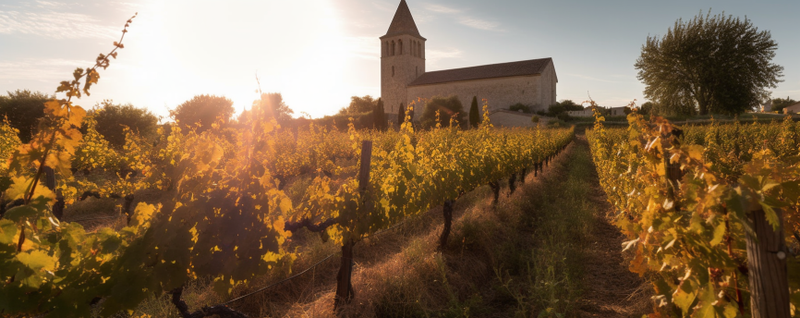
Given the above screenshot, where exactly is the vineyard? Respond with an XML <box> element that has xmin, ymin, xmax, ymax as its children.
<box><xmin>0</xmin><ymin>19</ymin><xmax>576</xmax><ymax>317</ymax></box>
<box><xmin>588</xmin><ymin>107</ymin><xmax>800</xmax><ymax>317</ymax></box>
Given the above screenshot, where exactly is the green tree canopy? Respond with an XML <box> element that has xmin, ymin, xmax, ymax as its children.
<box><xmin>635</xmin><ymin>10</ymin><xmax>783</xmax><ymax>116</ymax></box>
<box><xmin>772</xmin><ymin>96</ymin><xmax>797</xmax><ymax>113</ymax></box>
<box><xmin>0</xmin><ymin>90</ymin><xmax>52</xmax><ymax>142</ymax></box>
<box><xmin>245</xmin><ymin>93</ymin><xmax>294</xmax><ymax>128</ymax></box>
<box><xmin>92</xmin><ymin>100</ymin><xmax>158</xmax><ymax>147</ymax></box>
<box><xmin>397</xmin><ymin>103</ymin><xmax>405</xmax><ymax>125</ymax></box>
<box><xmin>373</xmin><ymin>98</ymin><xmax>387</xmax><ymax>131</ymax></box>
<box><xmin>547</xmin><ymin>99</ymin><xmax>583</xmax><ymax>116</ymax></box>
<box><xmin>420</xmin><ymin>96</ymin><xmax>465</xmax><ymax>129</ymax></box>
<box><xmin>171</xmin><ymin>94</ymin><xmax>234</xmax><ymax>132</ymax></box>
<box><xmin>339</xmin><ymin>95</ymin><xmax>378</xmax><ymax>115</ymax></box>
<box><xmin>469</xmin><ymin>96</ymin><xmax>479</xmax><ymax>129</ymax></box>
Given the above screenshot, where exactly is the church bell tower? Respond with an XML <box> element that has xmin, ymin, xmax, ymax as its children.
<box><xmin>380</xmin><ymin>0</ymin><xmax>426</xmax><ymax>118</ymax></box>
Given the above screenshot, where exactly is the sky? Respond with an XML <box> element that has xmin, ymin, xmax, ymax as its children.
<box><xmin>1</xmin><ymin>0</ymin><xmax>799</xmax><ymax>121</ymax></box>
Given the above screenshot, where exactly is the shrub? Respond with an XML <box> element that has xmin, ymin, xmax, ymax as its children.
<box><xmin>373</xmin><ymin>98</ymin><xmax>388</xmax><ymax>131</ymax></box>
<box><xmin>340</xmin><ymin>95</ymin><xmax>378</xmax><ymax>115</ymax></box>
<box><xmin>420</xmin><ymin>95</ymin><xmax>465</xmax><ymax>129</ymax></box>
<box><xmin>469</xmin><ymin>96</ymin><xmax>479</xmax><ymax>129</ymax></box>
<box><xmin>547</xmin><ymin>119</ymin><xmax>566</xmax><ymax>128</ymax></box>
<box><xmin>171</xmin><ymin>94</ymin><xmax>234</xmax><ymax>132</ymax></box>
<box><xmin>509</xmin><ymin>103</ymin><xmax>531</xmax><ymax>113</ymax></box>
<box><xmin>397</xmin><ymin>103</ymin><xmax>406</xmax><ymax>124</ymax></box>
<box><xmin>0</xmin><ymin>90</ymin><xmax>51</xmax><ymax>142</ymax></box>
<box><xmin>93</xmin><ymin>100</ymin><xmax>158</xmax><ymax>148</ymax></box>
<box><xmin>530</xmin><ymin>115</ymin><xmax>540</xmax><ymax>123</ymax></box>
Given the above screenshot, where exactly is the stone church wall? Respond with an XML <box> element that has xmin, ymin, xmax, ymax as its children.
<box><xmin>406</xmin><ymin>75</ymin><xmax>545</xmax><ymax>117</ymax></box>
<box><xmin>539</xmin><ymin>63</ymin><xmax>557</xmax><ymax>108</ymax></box>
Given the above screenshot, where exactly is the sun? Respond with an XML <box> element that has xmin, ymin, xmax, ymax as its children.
<box><xmin>122</xmin><ymin>0</ymin><xmax>354</xmax><ymax>120</ymax></box>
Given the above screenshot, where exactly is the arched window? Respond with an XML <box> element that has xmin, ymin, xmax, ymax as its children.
<box><xmin>398</xmin><ymin>40</ymin><xmax>403</xmax><ymax>55</ymax></box>
<box><xmin>391</xmin><ymin>41</ymin><xmax>395</xmax><ymax>56</ymax></box>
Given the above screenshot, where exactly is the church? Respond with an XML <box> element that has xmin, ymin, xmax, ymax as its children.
<box><xmin>380</xmin><ymin>0</ymin><xmax>558</xmax><ymax>119</ymax></box>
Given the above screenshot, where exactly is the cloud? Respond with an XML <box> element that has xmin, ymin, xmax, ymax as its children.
<box><xmin>0</xmin><ymin>58</ymin><xmax>93</xmax><ymax>82</ymax></box>
<box><xmin>0</xmin><ymin>8</ymin><xmax>118</xmax><ymax>39</ymax></box>
<box><xmin>423</xmin><ymin>2</ymin><xmax>503</xmax><ymax>32</ymax></box>
<box><xmin>424</xmin><ymin>4</ymin><xmax>461</xmax><ymax>14</ymax></box>
<box><xmin>458</xmin><ymin>17</ymin><xmax>502</xmax><ymax>32</ymax></box>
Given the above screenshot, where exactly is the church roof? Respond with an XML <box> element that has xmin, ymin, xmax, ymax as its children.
<box><xmin>381</xmin><ymin>0</ymin><xmax>425</xmax><ymax>40</ymax></box>
<box><xmin>408</xmin><ymin>58</ymin><xmax>554</xmax><ymax>87</ymax></box>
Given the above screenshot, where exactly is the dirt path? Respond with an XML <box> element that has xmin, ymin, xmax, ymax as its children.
<box><xmin>574</xmin><ymin>134</ymin><xmax>652</xmax><ymax>317</ymax></box>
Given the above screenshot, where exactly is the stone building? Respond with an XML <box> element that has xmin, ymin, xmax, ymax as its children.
<box><xmin>380</xmin><ymin>0</ymin><xmax>558</xmax><ymax>119</ymax></box>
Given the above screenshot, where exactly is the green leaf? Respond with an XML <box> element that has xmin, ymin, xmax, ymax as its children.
<box><xmin>758</xmin><ymin>203</ymin><xmax>780</xmax><ymax>231</ymax></box>
<box><xmin>16</xmin><ymin>250</ymin><xmax>56</xmax><ymax>271</ymax></box>
<box><xmin>721</xmin><ymin>302</ymin><xmax>739</xmax><ymax>318</ymax></box>
<box><xmin>694</xmin><ymin>283</ymin><xmax>718</xmax><ymax>318</ymax></box>
<box><xmin>710</xmin><ymin>221</ymin><xmax>726</xmax><ymax>246</ymax></box>
<box><xmin>3</xmin><ymin>205</ymin><xmax>37</xmax><ymax>222</ymax></box>
<box><xmin>673</xmin><ymin>287</ymin><xmax>697</xmax><ymax>314</ymax></box>
<box><xmin>0</xmin><ymin>220</ymin><xmax>16</xmax><ymax>244</ymax></box>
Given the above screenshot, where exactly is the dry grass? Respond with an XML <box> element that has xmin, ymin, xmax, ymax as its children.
<box><xmin>123</xmin><ymin>135</ymin><xmax>652</xmax><ymax>317</ymax></box>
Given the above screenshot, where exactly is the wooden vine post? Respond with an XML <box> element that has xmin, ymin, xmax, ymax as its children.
<box><xmin>745</xmin><ymin>208</ymin><xmax>790</xmax><ymax>318</ymax></box>
<box><xmin>660</xmin><ymin>126</ymin><xmax>790</xmax><ymax>316</ymax></box>
<box><xmin>43</xmin><ymin>166</ymin><xmax>65</xmax><ymax>221</ymax></box>
<box><xmin>334</xmin><ymin>140</ymin><xmax>372</xmax><ymax>312</ymax></box>
<box><xmin>439</xmin><ymin>199</ymin><xmax>455</xmax><ymax>250</ymax></box>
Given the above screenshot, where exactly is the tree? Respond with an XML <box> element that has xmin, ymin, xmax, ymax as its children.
<box><xmin>373</xmin><ymin>99</ymin><xmax>387</xmax><ymax>131</ymax></box>
<box><xmin>772</xmin><ymin>96</ymin><xmax>797</xmax><ymax>113</ymax></box>
<box><xmin>547</xmin><ymin>99</ymin><xmax>582</xmax><ymax>117</ymax></box>
<box><xmin>640</xmin><ymin>101</ymin><xmax>654</xmax><ymax>115</ymax></box>
<box><xmin>248</xmin><ymin>93</ymin><xmax>294</xmax><ymax>127</ymax></box>
<box><xmin>635</xmin><ymin>10</ymin><xmax>783</xmax><ymax>116</ymax></box>
<box><xmin>419</xmin><ymin>95</ymin><xmax>465</xmax><ymax>129</ymax></box>
<box><xmin>92</xmin><ymin>100</ymin><xmax>158</xmax><ymax>147</ymax></box>
<box><xmin>469</xmin><ymin>96</ymin><xmax>479</xmax><ymax>129</ymax></box>
<box><xmin>339</xmin><ymin>96</ymin><xmax>378</xmax><ymax>115</ymax></box>
<box><xmin>171</xmin><ymin>94</ymin><xmax>234</xmax><ymax>132</ymax></box>
<box><xmin>0</xmin><ymin>90</ymin><xmax>51</xmax><ymax>142</ymax></box>
<box><xmin>397</xmin><ymin>103</ymin><xmax>405</xmax><ymax>125</ymax></box>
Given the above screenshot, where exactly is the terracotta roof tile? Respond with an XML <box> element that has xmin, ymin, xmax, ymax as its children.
<box><xmin>409</xmin><ymin>58</ymin><xmax>553</xmax><ymax>86</ymax></box>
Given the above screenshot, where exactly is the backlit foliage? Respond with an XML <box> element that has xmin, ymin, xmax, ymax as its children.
<box><xmin>587</xmin><ymin>104</ymin><xmax>800</xmax><ymax>317</ymax></box>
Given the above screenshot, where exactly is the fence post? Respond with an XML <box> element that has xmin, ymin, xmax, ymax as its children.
<box><xmin>43</xmin><ymin>167</ymin><xmax>64</xmax><ymax>221</ymax></box>
<box><xmin>746</xmin><ymin>208</ymin><xmax>790</xmax><ymax>318</ymax></box>
<box><xmin>334</xmin><ymin>140</ymin><xmax>372</xmax><ymax>312</ymax></box>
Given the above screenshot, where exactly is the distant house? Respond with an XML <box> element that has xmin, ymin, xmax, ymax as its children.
<box><xmin>567</xmin><ymin>109</ymin><xmax>593</xmax><ymax>117</ymax></box>
<box><xmin>488</xmin><ymin>109</ymin><xmax>548</xmax><ymax>127</ymax></box>
<box><xmin>783</xmin><ymin>102</ymin><xmax>800</xmax><ymax>114</ymax></box>
<box><xmin>760</xmin><ymin>100</ymin><xmax>773</xmax><ymax>112</ymax></box>
<box><xmin>609</xmin><ymin>106</ymin><xmax>627</xmax><ymax>117</ymax></box>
